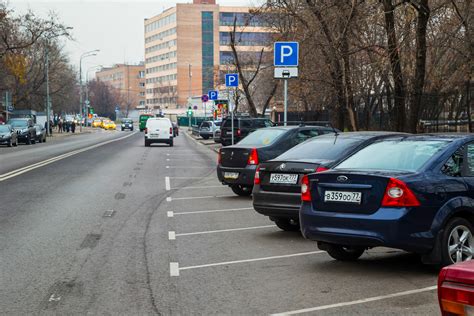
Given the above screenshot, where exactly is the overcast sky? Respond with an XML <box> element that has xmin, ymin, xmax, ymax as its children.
<box><xmin>10</xmin><ymin>0</ymin><xmax>263</xmax><ymax>76</ymax></box>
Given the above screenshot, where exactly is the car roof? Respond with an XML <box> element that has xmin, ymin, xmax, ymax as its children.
<box><xmin>377</xmin><ymin>133</ymin><xmax>474</xmax><ymax>142</ymax></box>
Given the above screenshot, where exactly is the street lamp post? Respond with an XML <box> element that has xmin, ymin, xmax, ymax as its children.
<box><xmin>79</xmin><ymin>50</ymin><xmax>100</xmax><ymax>132</ymax></box>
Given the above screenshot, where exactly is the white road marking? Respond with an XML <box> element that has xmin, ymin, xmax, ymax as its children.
<box><xmin>170</xmin><ymin>262</ymin><xmax>180</xmax><ymax>277</ymax></box>
<box><xmin>167</xmin><ymin>153</ymin><xmax>200</xmax><ymax>156</ymax></box>
<box><xmin>171</xmin><ymin>185</ymin><xmax>224</xmax><ymax>190</ymax></box>
<box><xmin>166</xmin><ymin>166</ymin><xmax>211</xmax><ymax>169</ymax></box>
<box><xmin>169</xmin><ymin>177</ymin><xmax>207</xmax><ymax>179</ymax></box>
<box><xmin>179</xmin><ymin>251</ymin><xmax>324</xmax><ymax>272</ymax></box>
<box><xmin>166</xmin><ymin>197</ymin><xmax>172</xmax><ymax>202</ymax></box>
<box><xmin>165</xmin><ymin>176</ymin><xmax>171</xmax><ymax>191</ymax></box>
<box><xmin>168</xmin><ymin>231</ymin><xmax>176</xmax><ymax>240</ymax></box>
<box><xmin>0</xmin><ymin>132</ymin><xmax>137</xmax><ymax>182</ymax></box>
<box><xmin>174</xmin><ymin>207</ymin><xmax>253</xmax><ymax>216</ymax></box>
<box><xmin>167</xmin><ymin>211</ymin><xmax>174</xmax><ymax>218</ymax></box>
<box><xmin>175</xmin><ymin>225</ymin><xmax>275</xmax><ymax>238</ymax></box>
<box><xmin>272</xmin><ymin>285</ymin><xmax>438</xmax><ymax>315</ymax></box>
<box><xmin>168</xmin><ymin>195</ymin><xmax>235</xmax><ymax>201</ymax></box>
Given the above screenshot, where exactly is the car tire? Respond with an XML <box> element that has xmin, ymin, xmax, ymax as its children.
<box><xmin>31</xmin><ymin>136</ymin><xmax>36</xmax><ymax>144</ymax></box>
<box><xmin>169</xmin><ymin>140</ymin><xmax>174</xmax><ymax>147</ymax></box>
<box><xmin>145</xmin><ymin>140</ymin><xmax>150</xmax><ymax>147</ymax></box>
<box><xmin>325</xmin><ymin>244</ymin><xmax>365</xmax><ymax>261</ymax></box>
<box><xmin>440</xmin><ymin>217</ymin><xmax>474</xmax><ymax>266</ymax></box>
<box><xmin>43</xmin><ymin>136</ymin><xmax>46</xmax><ymax>143</ymax></box>
<box><xmin>230</xmin><ymin>185</ymin><xmax>253</xmax><ymax>196</ymax></box>
<box><xmin>274</xmin><ymin>219</ymin><xmax>300</xmax><ymax>231</ymax></box>
<box><xmin>202</xmin><ymin>135</ymin><xmax>209</xmax><ymax>140</ymax></box>
<box><xmin>121</xmin><ymin>128</ymin><xmax>124</xmax><ymax>131</ymax></box>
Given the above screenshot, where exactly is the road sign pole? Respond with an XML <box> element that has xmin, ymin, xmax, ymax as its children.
<box><xmin>284</xmin><ymin>79</ymin><xmax>288</xmax><ymax>126</ymax></box>
<box><xmin>231</xmin><ymin>90</ymin><xmax>234</xmax><ymax>145</ymax></box>
<box><xmin>5</xmin><ymin>91</ymin><xmax>9</xmax><ymax>122</ymax></box>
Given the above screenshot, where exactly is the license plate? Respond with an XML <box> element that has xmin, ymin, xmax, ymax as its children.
<box><xmin>270</xmin><ymin>173</ymin><xmax>298</xmax><ymax>184</ymax></box>
<box><xmin>224</xmin><ymin>172</ymin><xmax>239</xmax><ymax>179</ymax></box>
<box><xmin>324</xmin><ymin>191</ymin><xmax>362</xmax><ymax>204</ymax></box>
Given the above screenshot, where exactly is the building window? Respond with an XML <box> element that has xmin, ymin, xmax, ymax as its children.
<box><xmin>139</xmin><ymin>82</ymin><xmax>145</xmax><ymax>87</ymax></box>
<box><xmin>219</xmin><ymin>32</ymin><xmax>272</xmax><ymax>46</ymax></box>
<box><xmin>145</xmin><ymin>13</ymin><xmax>176</xmax><ymax>33</ymax></box>
<box><xmin>202</xmin><ymin>11</ymin><xmax>214</xmax><ymax>94</ymax></box>
<box><xmin>145</xmin><ymin>27</ymin><xmax>176</xmax><ymax>44</ymax></box>
<box><xmin>219</xmin><ymin>12</ymin><xmax>271</xmax><ymax>27</ymax></box>
<box><xmin>138</xmin><ymin>71</ymin><xmax>145</xmax><ymax>78</ymax></box>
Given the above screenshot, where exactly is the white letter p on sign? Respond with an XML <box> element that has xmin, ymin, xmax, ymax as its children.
<box><xmin>280</xmin><ymin>45</ymin><xmax>293</xmax><ymax>63</ymax></box>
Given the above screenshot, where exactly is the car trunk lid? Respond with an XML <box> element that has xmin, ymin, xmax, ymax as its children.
<box><xmin>308</xmin><ymin>171</ymin><xmax>409</xmax><ymax>214</ymax></box>
<box><xmin>220</xmin><ymin>147</ymin><xmax>254</xmax><ymax>168</ymax></box>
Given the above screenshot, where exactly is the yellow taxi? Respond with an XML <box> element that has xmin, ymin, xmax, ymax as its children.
<box><xmin>100</xmin><ymin>118</ymin><xmax>109</xmax><ymax>128</ymax></box>
<box><xmin>92</xmin><ymin>119</ymin><xmax>102</xmax><ymax>128</ymax></box>
<box><xmin>103</xmin><ymin>120</ymin><xmax>117</xmax><ymax>130</ymax></box>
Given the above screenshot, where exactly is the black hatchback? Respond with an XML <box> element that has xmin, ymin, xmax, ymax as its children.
<box><xmin>217</xmin><ymin>125</ymin><xmax>336</xmax><ymax>196</ymax></box>
<box><xmin>252</xmin><ymin>132</ymin><xmax>406</xmax><ymax>231</ymax></box>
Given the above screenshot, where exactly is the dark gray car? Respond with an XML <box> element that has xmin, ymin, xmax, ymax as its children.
<box><xmin>8</xmin><ymin>118</ymin><xmax>36</xmax><ymax>145</ymax></box>
<box><xmin>0</xmin><ymin>124</ymin><xmax>18</xmax><ymax>147</ymax></box>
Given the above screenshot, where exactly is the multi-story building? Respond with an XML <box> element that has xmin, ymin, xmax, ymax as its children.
<box><xmin>144</xmin><ymin>0</ymin><xmax>271</xmax><ymax>111</ymax></box>
<box><xmin>96</xmin><ymin>63</ymin><xmax>146</xmax><ymax>110</ymax></box>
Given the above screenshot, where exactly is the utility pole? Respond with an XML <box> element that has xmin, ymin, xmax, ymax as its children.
<box><xmin>45</xmin><ymin>46</ymin><xmax>51</xmax><ymax>136</ymax></box>
<box><xmin>79</xmin><ymin>50</ymin><xmax>100</xmax><ymax>132</ymax></box>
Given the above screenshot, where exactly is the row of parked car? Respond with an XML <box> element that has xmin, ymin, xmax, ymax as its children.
<box><xmin>215</xmin><ymin>121</ymin><xmax>474</xmax><ymax>268</ymax></box>
<box><xmin>0</xmin><ymin>118</ymin><xmax>47</xmax><ymax>147</ymax></box>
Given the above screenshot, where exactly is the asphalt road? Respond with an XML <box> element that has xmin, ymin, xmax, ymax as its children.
<box><xmin>0</xmin><ymin>129</ymin><xmax>441</xmax><ymax>315</ymax></box>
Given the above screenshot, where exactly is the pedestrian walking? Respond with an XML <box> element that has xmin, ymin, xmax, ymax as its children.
<box><xmin>71</xmin><ymin>121</ymin><xmax>76</xmax><ymax>133</ymax></box>
<box><xmin>66</xmin><ymin>121</ymin><xmax>70</xmax><ymax>133</ymax></box>
<box><xmin>58</xmin><ymin>119</ymin><xmax>63</xmax><ymax>133</ymax></box>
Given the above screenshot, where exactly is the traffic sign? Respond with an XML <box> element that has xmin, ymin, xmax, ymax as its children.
<box><xmin>201</xmin><ymin>94</ymin><xmax>209</xmax><ymax>103</ymax></box>
<box><xmin>274</xmin><ymin>67</ymin><xmax>298</xmax><ymax>79</ymax></box>
<box><xmin>85</xmin><ymin>100</ymin><xmax>90</xmax><ymax>106</ymax></box>
<box><xmin>274</xmin><ymin>42</ymin><xmax>299</xmax><ymax>67</ymax></box>
<box><xmin>225</xmin><ymin>74</ymin><xmax>239</xmax><ymax>87</ymax></box>
<box><xmin>208</xmin><ymin>90</ymin><xmax>218</xmax><ymax>100</ymax></box>
<box><xmin>7</xmin><ymin>105</ymin><xmax>13</xmax><ymax>112</ymax></box>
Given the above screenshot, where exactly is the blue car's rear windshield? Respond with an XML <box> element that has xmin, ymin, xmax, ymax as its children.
<box><xmin>335</xmin><ymin>139</ymin><xmax>450</xmax><ymax>172</ymax></box>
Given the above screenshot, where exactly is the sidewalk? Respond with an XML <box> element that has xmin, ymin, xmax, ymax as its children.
<box><xmin>185</xmin><ymin>129</ymin><xmax>221</xmax><ymax>153</ymax></box>
<box><xmin>46</xmin><ymin>126</ymin><xmax>97</xmax><ymax>140</ymax></box>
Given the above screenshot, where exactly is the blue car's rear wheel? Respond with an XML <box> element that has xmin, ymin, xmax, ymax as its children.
<box><xmin>441</xmin><ymin>217</ymin><xmax>474</xmax><ymax>266</ymax></box>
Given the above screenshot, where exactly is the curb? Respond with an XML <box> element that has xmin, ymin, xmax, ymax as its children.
<box><xmin>183</xmin><ymin>130</ymin><xmax>220</xmax><ymax>153</ymax></box>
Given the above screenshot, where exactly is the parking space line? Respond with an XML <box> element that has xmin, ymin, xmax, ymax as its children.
<box><xmin>177</xmin><ymin>251</ymin><xmax>324</xmax><ymax>274</ymax></box>
<box><xmin>166</xmin><ymin>166</ymin><xmax>211</xmax><ymax>169</ymax></box>
<box><xmin>171</xmin><ymin>185</ymin><xmax>223</xmax><ymax>190</ymax></box>
<box><xmin>165</xmin><ymin>177</ymin><xmax>171</xmax><ymax>191</ymax></box>
<box><xmin>174</xmin><ymin>207</ymin><xmax>253</xmax><ymax>216</ymax></box>
<box><xmin>167</xmin><ymin>211</ymin><xmax>174</xmax><ymax>217</ymax></box>
<box><xmin>173</xmin><ymin>225</ymin><xmax>275</xmax><ymax>238</ymax></box>
<box><xmin>167</xmin><ymin>195</ymin><xmax>236</xmax><ymax>202</ymax></box>
<box><xmin>272</xmin><ymin>285</ymin><xmax>437</xmax><ymax>315</ymax></box>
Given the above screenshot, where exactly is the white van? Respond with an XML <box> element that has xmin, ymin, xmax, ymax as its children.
<box><xmin>144</xmin><ymin>118</ymin><xmax>174</xmax><ymax>147</ymax></box>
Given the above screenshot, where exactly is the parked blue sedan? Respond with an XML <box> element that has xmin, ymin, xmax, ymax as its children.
<box><xmin>300</xmin><ymin>134</ymin><xmax>474</xmax><ymax>266</ymax></box>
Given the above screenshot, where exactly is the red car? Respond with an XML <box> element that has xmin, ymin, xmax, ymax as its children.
<box><xmin>438</xmin><ymin>260</ymin><xmax>474</xmax><ymax>315</ymax></box>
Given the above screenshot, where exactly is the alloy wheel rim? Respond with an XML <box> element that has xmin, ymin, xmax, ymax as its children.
<box><xmin>448</xmin><ymin>225</ymin><xmax>474</xmax><ymax>263</ymax></box>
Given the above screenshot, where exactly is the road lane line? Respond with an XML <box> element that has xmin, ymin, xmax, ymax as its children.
<box><xmin>0</xmin><ymin>132</ymin><xmax>137</xmax><ymax>181</ymax></box>
<box><xmin>178</xmin><ymin>251</ymin><xmax>324</xmax><ymax>272</ymax></box>
<box><xmin>170</xmin><ymin>263</ymin><xmax>179</xmax><ymax>276</ymax></box>
<box><xmin>174</xmin><ymin>207</ymin><xmax>253</xmax><ymax>216</ymax></box>
<box><xmin>168</xmin><ymin>195</ymin><xmax>236</xmax><ymax>201</ymax></box>
<box><xmin>272</xmin><ymin>285</ymin><xmax>437</xmax><ymax>315</ymax></box>
<box><xmin>168</xmin><ymin>231</ymin><xmax>176</xmax><ymax>240</ymax></box>
<box><xmin>174</xmin><ymin>225</ymin><xmax>275</xmax><ymax>238</ymax></box>
<box><xmin>165</xmin><ymin>176</ymin><xmax>171</xmax><ymax>191</ymax></box>
<box><xmin>169</xmin><ymin>177</ymin><xmax>207</xmax><ymax>179</ymax></box>
<box><xmin>166</xmin><ymin>197</ymin><xmax>172</xmax><ymax>202</ymax></box>
<box><xmin>167</xmin><ymin>211</ymin><xmax>174</xmax><ymax>217</ymax></box>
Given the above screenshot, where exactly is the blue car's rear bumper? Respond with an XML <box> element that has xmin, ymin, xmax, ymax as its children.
<box><xmin>299</xmin><ymin>202</ymin><xmax>436</xmax><ymax>253</ymax></box>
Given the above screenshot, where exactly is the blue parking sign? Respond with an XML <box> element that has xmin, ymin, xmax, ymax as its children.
<box><xmin>274</xmin><ymin>42</ymin><xmax>299</xmax><ymax>67</ymax></box>
<box><xmin>225</xmin><ymin>74</ymin><xmax>239</xmax><ymax>87</ymax></box>
<box><xmin>208</xmin><ymin>90</ymin><xmax>218</xmax><ymax>100</ymax></box>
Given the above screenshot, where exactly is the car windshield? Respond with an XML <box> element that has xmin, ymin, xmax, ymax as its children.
<box><xmin>277</xmin><ymin>136</ymin><xmax>364</xmax><ymax>161</ymax></box>
<box><xmin>335</xmin><ymin>139</ymin><xmax>450</xmax><ymax>172</ymax></box>
<box><xmin>123</xmin><ymin>120</ymin><xmax>132</xmax><ymax>123</ymax></box>
<box><xmin>9</xmin><ymin>120</ymin><xmax>28</xmax><ymax>128</ymax></box>
<box><xmin>0</xmin><ymin>125</ymin><xmax>10</xmax><ymax>132</ymax></box>
<box><xmin>237</xmin><ymin>129</ymin><xmax>286</xmax><ymax>146</ymax></box>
